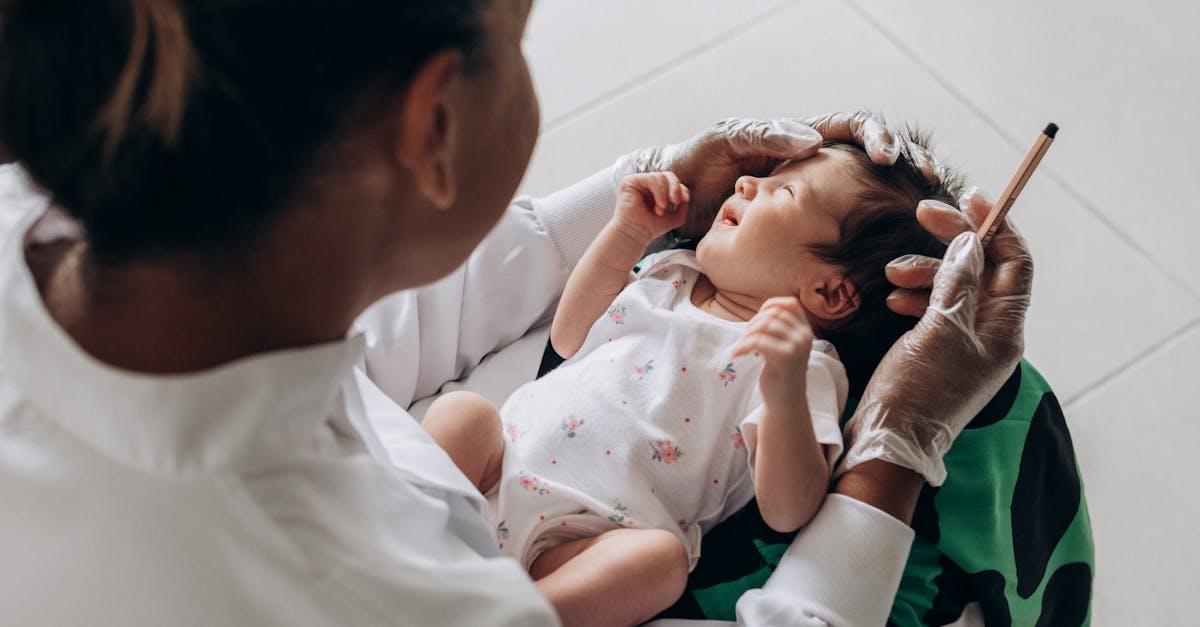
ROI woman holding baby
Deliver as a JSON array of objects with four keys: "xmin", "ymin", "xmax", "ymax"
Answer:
[{"xmin": 0, "ymin": 0, "xmax": 1031, "ymax": 625}]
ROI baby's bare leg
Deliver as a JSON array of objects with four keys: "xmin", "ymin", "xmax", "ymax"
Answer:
[
  {"xmin": 531, "ymin": 528, "xmax": 688, "ymax": 627},
  {"xmin": 422, "ymin": 390, "xmax": 505, "ymax": 493}
]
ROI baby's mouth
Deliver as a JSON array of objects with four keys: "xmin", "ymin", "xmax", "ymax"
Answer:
[{"xmin": 720, "ymin": 205, "xmax": 739, "ymax": 226}]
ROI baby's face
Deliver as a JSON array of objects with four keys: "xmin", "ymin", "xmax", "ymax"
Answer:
[{"xmin": 696, "ymin": 148, "xmax": 863, "ymax": 301}]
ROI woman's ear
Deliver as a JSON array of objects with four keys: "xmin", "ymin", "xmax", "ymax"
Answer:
[
  {"xmin": 393, "ymin": 49, "xmax": 463, "ymax": 210},
  {"xmin": 800, "ymin": 274, "xmax": 860, "ymax": 323}
]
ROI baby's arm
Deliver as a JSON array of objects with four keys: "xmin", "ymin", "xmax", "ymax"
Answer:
[
  {"xmin": 550, "ymin": 172, "xmax": 689, "ymax": 359},
  {"xmin": 733, "ymin": 297, "xmax": 830, "ymax": 533}
]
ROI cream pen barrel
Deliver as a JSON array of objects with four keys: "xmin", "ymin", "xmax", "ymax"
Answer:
[{"xmin": 976, "ymin": 123, "xmax": 1058, "ymax": 247}]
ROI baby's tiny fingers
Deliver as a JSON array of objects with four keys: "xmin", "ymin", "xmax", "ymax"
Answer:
[
  {"xmin": 744, "ymin": 314, "xmax": 792, "ymax": 341},
  {"xmin": 754, "ymin": 317, "xmax": 794, "ymax": 340},
  {"xmin": 761, "ymin": 296, "xmax": 803, "ymax": 313},
  {"xmin": 667, "ymin": 174, "xmax": 685, "ymax": 205},
  {"xmin": 745, "ymin": 336, "xmax": 793, "ymax": 362},
  {"xmin": 731, "ymin": 337, "xmax": 758, "ymax": 358},
  {"xmin": 647, "ymin": 177, "xmax": 671, "ymax": 212}
]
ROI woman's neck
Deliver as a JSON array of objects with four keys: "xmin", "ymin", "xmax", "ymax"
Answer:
[
  {"xmin": 689, "ymin": 274, "xmax": 761, "ymax": 322},
  {"xmin": 30, "ymin": 238, "xmax": 365, "ymax": 375}
]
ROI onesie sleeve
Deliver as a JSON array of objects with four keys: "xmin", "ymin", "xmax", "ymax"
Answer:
[{"xmin": 738, "ymin": 340, "xmax": 848, "ymax": 472}]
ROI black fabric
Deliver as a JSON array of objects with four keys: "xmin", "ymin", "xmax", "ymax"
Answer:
[
  {"xmin": 536, "ymin": 341, "xmax": 566, "ymax": 379},
  {"xmin": 911, "ymin": 484, "xmax": 942, "ymax": 544},
  {"xmin": 965, "ymin": 365, "xmax": 1023, "ymax": 430},
  {"xmin": 1033, "ymin": 562, "xmax": 1092, "ymax": 627},
  {"xmin": 970, "ymin": 569, "xmax": 1014, "ymax": 627},
  {"xmin": 655, "ymin": 501, "xmax": 797, "ymax": 620},
  {"xmin": 923, "ymin": 556, "xmax": 973, "ymax": 626},
  {"xmin": 1012, "ymin": 392, "xmax": 1081, "ymax": 599}
]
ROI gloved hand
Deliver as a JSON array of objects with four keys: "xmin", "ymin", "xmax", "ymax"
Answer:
[
  {"xmin": 614, "ymin": 112, "xmax": 905, "ymax": 238},
  {"xmin": 838, "ymin": 190, "xmax": 1034, "ymax": 486},
  {"xmin": 803, "ymin": 110, "xmax": 946, "ymax": 184}
]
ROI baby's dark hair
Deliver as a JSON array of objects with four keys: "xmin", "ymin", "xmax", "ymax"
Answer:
[{"xmin": 809, "ymin": 128, "xmax": 966, "ymax": 398}]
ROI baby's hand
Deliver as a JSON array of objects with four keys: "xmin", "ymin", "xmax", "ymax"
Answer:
[
  {"xmin": 732, "ymin": 297, "xmax": 814, "ymax": 409},
  {"xmin": 613, "ymin": 172, "xmax": 690, "ymax": 243}
]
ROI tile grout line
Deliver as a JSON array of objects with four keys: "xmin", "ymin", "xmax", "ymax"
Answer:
[
  {"xmin": 540, "ymin": 0, "xmax": 799, "ymax": 135},
  {"xmin": 1062, "ymin": 316, "xmax": 1200, "ymax": 412},
  {"xmin": 842, "ymin": 0, "xmax": 1200, "ymax": 307}
]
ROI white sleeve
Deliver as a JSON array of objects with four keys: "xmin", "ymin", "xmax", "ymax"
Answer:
[
  {"xmin": 336, "ymin": 554, "xmax": 560, "ymax": 627},
  {"xmin": 353, "ymin": 167, "xmax": 616, "ymax": 408},
  {"xmin": 735, "ymin": 494, "xmax": 914, "ymax": 626},
  {"xmin": 304, "ymin": 372, "xmax": 561, "ymax": 627},
  {"xmin": 738, "ymin": 342, "xmax": 847, "ymax": 471}
]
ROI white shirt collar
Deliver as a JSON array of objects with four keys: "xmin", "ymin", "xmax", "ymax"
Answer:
[{"xmin": 1, "ymin": 208, "xmax": 366, "ymax": 474}]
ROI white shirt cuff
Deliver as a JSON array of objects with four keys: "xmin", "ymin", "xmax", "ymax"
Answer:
[
  {"xmin": 529, "ymin": 166, "xmax": 617, "ymax": 270},
  {"xmin": 736, "ymin": 494, "xmax": 914, "ymax": 626}
]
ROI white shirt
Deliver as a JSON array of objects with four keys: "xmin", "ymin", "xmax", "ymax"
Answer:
[{"xmin": 0, "ymin": 164, "xmax": 914, "ymax": 626}]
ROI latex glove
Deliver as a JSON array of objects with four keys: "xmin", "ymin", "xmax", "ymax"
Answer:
[
  {"xmin": 838, "ymin": 190, "xmax": 1034, "ymax": 486},
  {"xmin": 614, "ymin": 113, "xmax": 903, "ymax": 238},
  {"xmin": 803, "ymin": 110, "xmax": 946, "ymax": 183}
]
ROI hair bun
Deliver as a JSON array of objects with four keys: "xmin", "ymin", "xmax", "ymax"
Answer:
[{"xmin": 95, "ymin": 0, "xmax": 196, "ymax": 156}]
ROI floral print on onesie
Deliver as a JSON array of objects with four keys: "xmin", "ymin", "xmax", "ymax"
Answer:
[{"xmin": 489, "ymin": 250, "xmax": 849, "ymax": 572}]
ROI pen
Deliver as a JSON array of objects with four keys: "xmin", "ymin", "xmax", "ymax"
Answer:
[{"xmin": 977, "ymin": 123, "xmax": 1058, "ymax": 247}]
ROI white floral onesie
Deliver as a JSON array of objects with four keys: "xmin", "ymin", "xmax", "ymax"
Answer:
[{"xmin": 490, "ymin": 250, "xmax": 847, "ymax": 571}]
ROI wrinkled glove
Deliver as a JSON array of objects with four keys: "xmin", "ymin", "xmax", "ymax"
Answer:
[
  {"xmin": 614, "ymin": 112, "xmax": 905, "ymax": 238},
  {"xmin": 838, "ymin": 191, "xmax": 1034, "ymax": 486},
  {"xmin": 803, "ymin": 110, "xmax": 948, "ymax": 184}
]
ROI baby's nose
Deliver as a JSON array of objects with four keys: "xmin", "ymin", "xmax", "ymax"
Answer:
[{"xmin": 735, "ymin": 175, "xmax": 759, "ymax": 199}]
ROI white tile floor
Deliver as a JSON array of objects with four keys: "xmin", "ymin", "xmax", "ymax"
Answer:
[{"xmin": 522, "ymin": 1, "xmax": 1200, "ymax": 624}]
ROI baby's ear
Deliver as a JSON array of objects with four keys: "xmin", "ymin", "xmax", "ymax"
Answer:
[{"xmin": 803, "ymin": 275, "xmax": 860, "ymax": 323}]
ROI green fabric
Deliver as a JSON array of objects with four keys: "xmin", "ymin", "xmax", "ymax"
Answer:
[
  {"xmin": 887, "ymin": 361, "xmax": 1094, "ymax": 626},
  {"xmin": 657, "ymin": 359, "xmax": 1095, "ymax": 626},
  {"xmin": 694, "ymin": 567, "xmax": 773, "ymax": 621}
]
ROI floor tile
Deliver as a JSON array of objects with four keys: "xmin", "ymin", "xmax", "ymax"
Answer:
[
  {"xmin": 847, "ymin": 0, "xmax": 1200, "ymax": 297},
  {"xmin": 521, "ymin": 0, "xmax": 1200, "ymax": 401},
  {"xmin": 1066, "ymin": 323, "xmax": 1200, "ymax": 626},
  {"xmin": 525, "ymin": 0, "xmax": 790, "ymax": 127}
]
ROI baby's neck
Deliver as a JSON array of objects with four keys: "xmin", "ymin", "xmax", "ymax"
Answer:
[{"xmin": 690, "ymin": 274, "xmax": 761, "ymax": 322}]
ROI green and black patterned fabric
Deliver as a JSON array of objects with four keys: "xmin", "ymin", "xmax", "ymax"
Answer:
[
  {"xmin": 537, "ymin": 346, "xmax": 1094, "ymax": 626},
  {"xmin": 659, "ymin": 360, "xmax": 1093, "ymax": 626}
]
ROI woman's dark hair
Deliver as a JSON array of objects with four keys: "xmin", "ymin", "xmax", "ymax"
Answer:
[
  {"xmin": 0, "ymin": 0, "xmax": 487, "ymax": 265},
  {"xmin": 810, "ymin": 131, "xmax": 966, "ymax": 398}
]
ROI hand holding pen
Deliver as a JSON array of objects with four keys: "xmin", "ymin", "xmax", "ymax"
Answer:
[{"xmin": 837, "ymin": 125, "xmax": 1054, "ymax": 485}]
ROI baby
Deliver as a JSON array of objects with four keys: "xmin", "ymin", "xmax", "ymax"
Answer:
[{"xmin": 422, "ymin": 136, "xmax": 962, "ymax": 626}]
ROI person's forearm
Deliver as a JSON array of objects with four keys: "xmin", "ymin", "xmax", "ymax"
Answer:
[
  {"xmin": 833, "ymin": 459, "xmax": 924, "ymax": 525},
  {"xmin": 754, "ymin": 402, "xmax": 828, "ymax": 532},
  {"xmin": 550, "ymin": 220, "xmax": 650, "ymax": 359}
]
